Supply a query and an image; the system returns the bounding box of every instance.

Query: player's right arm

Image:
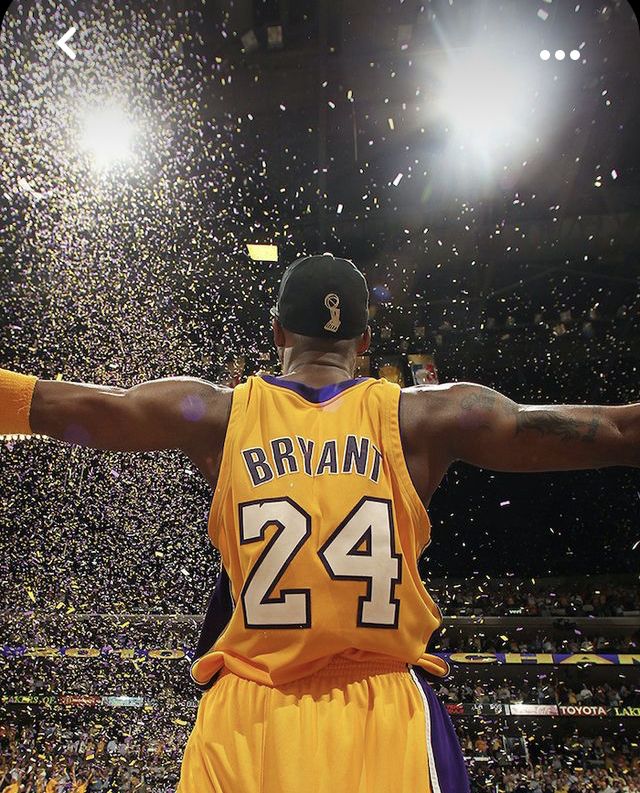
[29,376,230,453]
[1,367,229,454]
[408,381,640,474]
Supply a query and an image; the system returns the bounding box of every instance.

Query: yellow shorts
[178,656,435,793]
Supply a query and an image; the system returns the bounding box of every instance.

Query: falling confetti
[0,0,639,789]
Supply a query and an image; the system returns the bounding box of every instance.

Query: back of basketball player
[2,254,638,793]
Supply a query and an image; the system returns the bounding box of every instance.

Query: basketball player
[1,254,638,793]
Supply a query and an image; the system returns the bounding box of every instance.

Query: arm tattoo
[583,415,600,443]
[460,394,497,411]
[459,393,497,431]
[515,409,602,443]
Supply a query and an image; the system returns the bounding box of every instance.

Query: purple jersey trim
[259,374,370,404]
[192,566,234,690]
[411,666,471,793]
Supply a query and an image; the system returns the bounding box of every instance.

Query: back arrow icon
[57,27,77,60]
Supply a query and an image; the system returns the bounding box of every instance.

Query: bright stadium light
[570,49,581,60]
[555,49,566,60]
[79,104,136,171]
[437,49,527,159]
[540,49,551,60]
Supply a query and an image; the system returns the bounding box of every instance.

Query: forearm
[513,403,636,470]
[447,383,640,472]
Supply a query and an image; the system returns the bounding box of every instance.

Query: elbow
[610,423,639,469]
[611,405,640,467]
[624,435,640,468]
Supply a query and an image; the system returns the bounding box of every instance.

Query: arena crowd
[2,717,640,792]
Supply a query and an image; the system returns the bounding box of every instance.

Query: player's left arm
[28,376,226,453]
[438,382,640,472]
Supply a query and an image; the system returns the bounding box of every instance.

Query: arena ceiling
[162,0,640,353]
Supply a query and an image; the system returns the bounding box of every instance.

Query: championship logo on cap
[323,293,341,332]
[272,254,368,339]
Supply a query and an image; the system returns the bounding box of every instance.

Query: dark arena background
[1,0,640,791]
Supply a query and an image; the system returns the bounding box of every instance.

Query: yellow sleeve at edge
[0,368,38,436]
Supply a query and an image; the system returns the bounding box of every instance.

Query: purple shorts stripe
[410,666,471,793]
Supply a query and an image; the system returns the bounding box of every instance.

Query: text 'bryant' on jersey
[242,434,383,487]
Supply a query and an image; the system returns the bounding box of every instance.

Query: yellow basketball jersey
[191,375,449,687]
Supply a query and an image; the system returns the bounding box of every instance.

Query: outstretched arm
[423,382,639,472]
[28,376,226,452]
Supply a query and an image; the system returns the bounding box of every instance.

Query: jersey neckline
[259,374,370,404]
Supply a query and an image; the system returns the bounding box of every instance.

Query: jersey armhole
[207,378,252,547]
[386,383,446,645]
[385,383,431,530]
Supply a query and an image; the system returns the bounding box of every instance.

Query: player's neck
[279,352,355,386]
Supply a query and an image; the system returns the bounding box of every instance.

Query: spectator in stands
[577,684,593,704]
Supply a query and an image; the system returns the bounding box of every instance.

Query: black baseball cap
[270,253,370,340]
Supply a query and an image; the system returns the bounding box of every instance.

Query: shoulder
[164,376,234,450]
[165,375,233,397]
[401,382,462,399]
[399,381,505,451]
[401,381,494,400]
[400,381,509,418]
[200,378,235,425]
[163,376,234,414]
[400,381,474,421]
[397,383,463,461]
